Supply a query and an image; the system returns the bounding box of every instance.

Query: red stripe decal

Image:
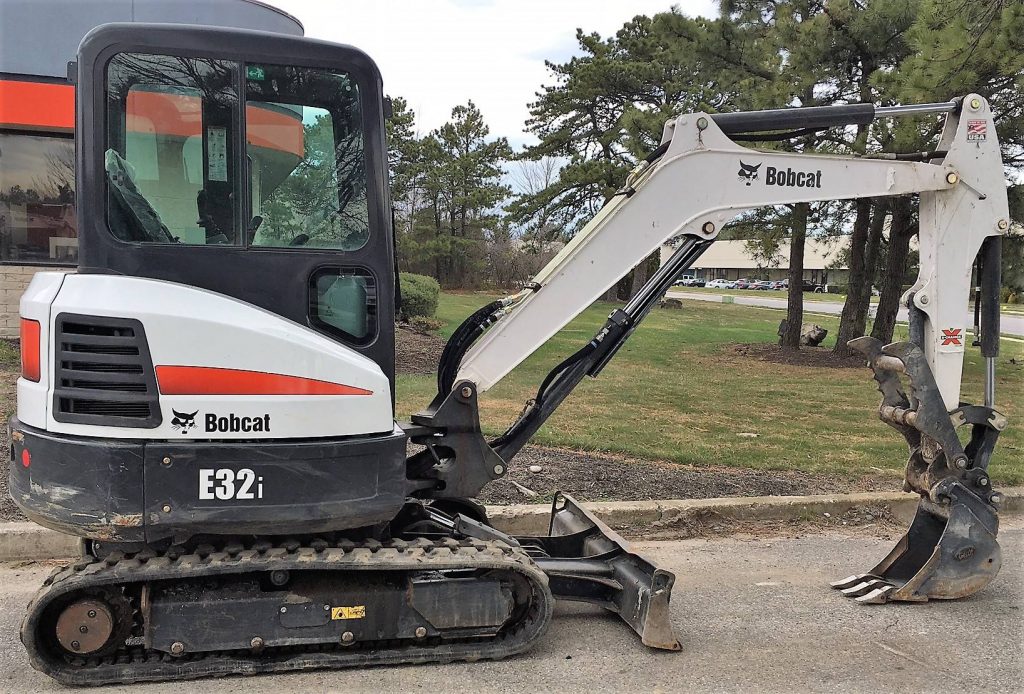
[155,366,372,396]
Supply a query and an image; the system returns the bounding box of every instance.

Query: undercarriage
[21,495,678,686]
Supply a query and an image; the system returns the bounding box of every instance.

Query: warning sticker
[331,606,366,620]
[966,120,987,142]
[207,126,228,181]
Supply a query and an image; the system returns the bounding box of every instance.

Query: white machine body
[18,273,394,440]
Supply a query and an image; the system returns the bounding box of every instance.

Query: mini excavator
[9,24,1010,685]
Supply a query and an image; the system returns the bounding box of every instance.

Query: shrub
[1009,292,1020,305]
[399,272,440,320]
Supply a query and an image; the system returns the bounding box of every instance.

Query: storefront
[0,0,302,336]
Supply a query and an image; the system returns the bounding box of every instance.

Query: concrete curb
[2,487,1021,562]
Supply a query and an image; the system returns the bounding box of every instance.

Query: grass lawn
[396,293,1024,485]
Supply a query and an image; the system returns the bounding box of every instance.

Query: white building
[660,238,849,284]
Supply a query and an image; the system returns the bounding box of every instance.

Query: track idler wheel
[831,481,1001,603]
[54,599,117,656]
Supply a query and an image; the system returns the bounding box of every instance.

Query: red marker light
[21,449,30,468]
[20,318,41,382]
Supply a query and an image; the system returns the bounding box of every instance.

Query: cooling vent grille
[52,314,162,428]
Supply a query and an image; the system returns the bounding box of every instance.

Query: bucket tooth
[840,579,889,598]
[830,574,876,590]
[855,585,894,604]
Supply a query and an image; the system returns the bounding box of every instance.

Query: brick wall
[0,266,74,338]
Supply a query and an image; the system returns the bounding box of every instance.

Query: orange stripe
[156,366,372,396]
[0,81,303,156]
[126,91,305,157]
[0,80,75,131]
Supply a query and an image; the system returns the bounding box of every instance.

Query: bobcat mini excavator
[9,24,1011,685]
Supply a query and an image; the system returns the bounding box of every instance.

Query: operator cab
[78,25,396,386]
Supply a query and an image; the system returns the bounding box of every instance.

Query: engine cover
[19,273,394,440]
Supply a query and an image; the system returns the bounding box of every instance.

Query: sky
[267,0,719,150]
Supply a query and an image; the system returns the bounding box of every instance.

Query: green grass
[397,292,1024,485]
[0,340,19,368]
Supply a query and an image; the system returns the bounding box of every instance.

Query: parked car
[769,280,786,290]
[691,277,706,287]
[751,280,773,290]
[734,278,753,289]
[778,279,824,293]
[706,278,732,289]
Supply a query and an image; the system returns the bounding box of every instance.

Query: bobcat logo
[737,160,762,185]
[171,409,198,435]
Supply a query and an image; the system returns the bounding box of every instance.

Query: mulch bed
[395,324,446,375]
[731,343,867,369]
[477,445,892,505]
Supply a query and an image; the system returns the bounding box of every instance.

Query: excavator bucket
[831,484,1001,603]
[835,337,1005,604]
[515,493,682,650]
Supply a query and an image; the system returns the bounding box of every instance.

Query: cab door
[75,24,396,389]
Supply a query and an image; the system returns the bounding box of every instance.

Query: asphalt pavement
[667,290,1024,337]
[0,519,1020,693]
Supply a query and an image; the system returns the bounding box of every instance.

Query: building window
[0,132,77,264]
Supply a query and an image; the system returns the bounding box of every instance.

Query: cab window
[310,268,376,343]
[105,53,240,245]
[246,64,369,251]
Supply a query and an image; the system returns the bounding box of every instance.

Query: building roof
[660,238,848,270]
[0,0,303,79]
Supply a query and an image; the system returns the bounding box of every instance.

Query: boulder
[800,323,828,346]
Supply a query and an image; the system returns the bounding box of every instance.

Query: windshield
[104,53,369,250]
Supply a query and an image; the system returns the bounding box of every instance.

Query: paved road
[0,520,1020,693]
[667,290,1024,337]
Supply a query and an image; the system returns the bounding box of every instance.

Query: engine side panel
[27,274,394,440]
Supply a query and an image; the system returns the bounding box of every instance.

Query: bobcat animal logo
[738,160,762,185]
[171,409,199,434]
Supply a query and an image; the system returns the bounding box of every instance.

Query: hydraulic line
[492,237,711,461]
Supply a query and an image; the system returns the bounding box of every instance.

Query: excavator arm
[408,94,1010,605]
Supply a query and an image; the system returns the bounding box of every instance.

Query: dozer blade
[515,492,682,650]
[831,483,1001,603]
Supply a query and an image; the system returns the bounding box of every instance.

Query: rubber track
[21,537,554,686]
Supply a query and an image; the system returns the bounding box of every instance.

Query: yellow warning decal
[331,605,366,620]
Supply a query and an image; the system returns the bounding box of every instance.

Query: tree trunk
[870,197,915,344]
[780,203,809,350]
[629,253,659,299]
[859,200,887,313]
[834,198,874,356]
